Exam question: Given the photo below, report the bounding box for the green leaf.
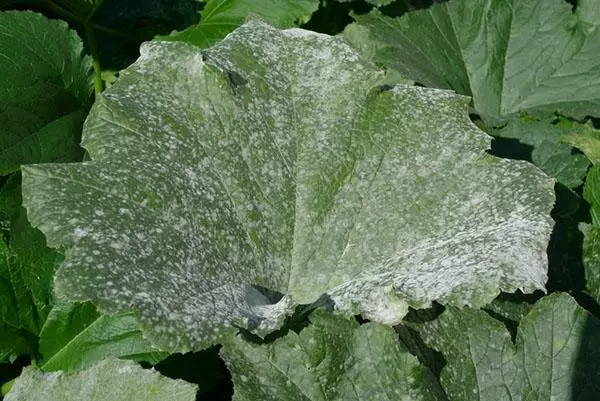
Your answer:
[39,301,167,372]
[52,0,104,18]
[333,0,393,6]
[563,124,600,165]
[345,0,600,119]
[491,116,591,188]
[4,358,197,401]
[482,296,533,325]
[221,309,446,401]
[0,174,61,362]
[22,21,555,353]
[582,223,600,304]
[0,323,36,363]
[581,166,600,302]
[162,0,319,48]
[413,293,600,400]
[0,241,40,335]
[340,22,412,86]
[89,0,200,69]
[0,11,92,175]
[0,174,22,223]
[0,233,59,362]
[584,165,600,224]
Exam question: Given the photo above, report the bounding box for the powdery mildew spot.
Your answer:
[22,20,555,352]
[5,358,197,401]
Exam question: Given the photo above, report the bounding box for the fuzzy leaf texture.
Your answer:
[221,309,446,401]
[0,11,91,175]
[4,358,197,401]
[413,293,600,400]
[345,0,600,120]
[22,21,555,353]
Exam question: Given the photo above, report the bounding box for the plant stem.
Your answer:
[1,378,14,396]
[35,0,106,94]
[84,20,104,94]
[37,0,82,23]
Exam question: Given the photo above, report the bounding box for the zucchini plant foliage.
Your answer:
[21,20,555,353]
[4,358,197,401]
[345,0,600,121]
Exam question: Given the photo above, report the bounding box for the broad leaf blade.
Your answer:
[0,222,60,361]
[491,116,591,188]
[162,0,319,48]
[414,293,600,400]
[39,301,167,372]
[23,21,554,352]
[221,309,446,401]
[4,358,197,401]
[345,0,600,119]
[0,11,91,174]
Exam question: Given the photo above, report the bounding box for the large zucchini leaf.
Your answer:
[23,21,554,352]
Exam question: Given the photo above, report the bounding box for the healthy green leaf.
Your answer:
[563,124,600,165]
[0,227,60,362]
[491,116,590,188]
[482,296,532,325]
[39,301,167,372]
[581,166,600,302]
[340,22,412,86]
[333,0,394,6]
[0,174,22,223]
[0,323,36,363]
[0,11,91,175]
[345,0,600,120]
[22,21,554,353]
[89,0,200,69]
[413,293,600,400]
[4,358,197,401]
[52,0,104,18]
[582,223,600,304]
[584,165,600,225]
[0,241,40,335]
[162,0,319,48]
[221,308,446,401]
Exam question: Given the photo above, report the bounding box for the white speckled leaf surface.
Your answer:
[4,358,197,401]
[22,21,554,352]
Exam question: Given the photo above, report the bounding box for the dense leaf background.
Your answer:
[1,0,600,400]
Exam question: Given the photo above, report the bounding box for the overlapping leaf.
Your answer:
[491,116,590,188]
[162,0,319,48]
[222,309,446,401]
[0,210,61,362]
[39,301,167,372]
[345,0,600,120]
[4,358,197,401]
[563,124,600,165]
[23,21,554,353]
[0,11,91,175]
[413,293,600,400]
[581,164,600,303]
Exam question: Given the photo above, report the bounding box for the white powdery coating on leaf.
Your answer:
[22,20,555,352]
[4,358,197,401]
